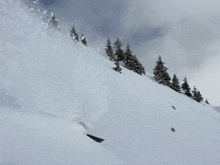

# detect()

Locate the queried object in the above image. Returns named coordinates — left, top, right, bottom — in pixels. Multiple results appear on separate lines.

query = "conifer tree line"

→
left=45, top=14, right=210, bottom=104
left=45, top=14, right=87, bottom=46
left=153, top=55, right=209, bottom=104
left=70, top=25, right=87, bottom=46
left=105, top=37, right=145, bottom=75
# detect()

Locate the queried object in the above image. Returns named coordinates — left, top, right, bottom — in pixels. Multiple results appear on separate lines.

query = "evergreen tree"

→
left=70, top=25, right=79, bottom=41
left=123, top=44, right=132, bottom=65
left=153, top=55, right=171, bottom=86
left=164, top=71, right=171, bottom=86
left=105, top=37, right=114, bottom=61
left=192, top=86, right=203, bottom=103
left=171, top=74, right=181, bottom=93
left=205, top=99, right=210, bottom=104
left=192, top=86, right=199, bottom=101
left=132, top=55, right=145, bottom=75
left=113, top=60, right=122, bottom=73
left=50, top=15, right=58, bottom=27
left=197, top=91, right=203, bottom=103
left=123, top=46, right=145, bottom=75
left=181, top=77, right=192, bottom=97
left=81, top=34, right=87, bottom=46
left=124, top=44, right=135, bottom=71
left=113, top=38, right=124, bottom=61
left=125, top=55, right=135, bottom=71
left=139, top=63, right=146, bottom=75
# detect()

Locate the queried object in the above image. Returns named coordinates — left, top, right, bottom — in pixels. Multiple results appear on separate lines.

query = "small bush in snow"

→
left=205, top=99, right=210, bottom=104
left=81, top=34, right=87, bottom=46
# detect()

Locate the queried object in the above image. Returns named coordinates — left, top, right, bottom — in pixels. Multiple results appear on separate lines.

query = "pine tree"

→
left=192, top=86, right=199, bottom=101
left=124, top=44, right=135, bottom=71
left=50, top=15, right=58, bottom=27
left=81, top=34, right=87, bottom=46
left=70, top=25, right=79, bottom=41
left=164, top=72, right=171, bottom=86
left=113, top=60, right=122, bottom=73
left=171, top=74, right=181, bottom=93
left=125, top=55, right=135, bottom=71
left=192, top=86, right=203, bottom=103
left=205, top=99, right=210, bottom=104
left=123, top=46, right=145, bottom=75
left=124, top=44, right=132, bottom=65
left=113, top=38, right=124, bottom=61
left=153, top=55, right=171, bottom=86
left=105, top=37, right=114, bottom=61
left=181, top=77, right=192, bottom=97
left=197, top=91, right=203, bottom=103
left=139, top=63, right=146, bottom=75
left=132, top=55, right=145, bottom=75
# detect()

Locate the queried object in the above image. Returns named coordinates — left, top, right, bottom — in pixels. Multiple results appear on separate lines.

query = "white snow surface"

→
left=0, top=0, right=220, bottom=164
left=214, top=106, right=220, bottom=113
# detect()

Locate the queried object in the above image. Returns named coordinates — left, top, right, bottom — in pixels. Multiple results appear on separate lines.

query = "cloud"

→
left=188, top=50, right=220, bottom=106
left=40, top=0, right=56, bottom=5
left=122, top=0, right=220, bottom=105
left=121, top=0, right=220, bottom=73
left=29, top=0, right=220, bottom=72
left=124, top=0, right=220, bottom=27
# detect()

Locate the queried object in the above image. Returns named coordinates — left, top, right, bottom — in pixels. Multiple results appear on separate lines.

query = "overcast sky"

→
left=25, top=0, right=220, bottom=106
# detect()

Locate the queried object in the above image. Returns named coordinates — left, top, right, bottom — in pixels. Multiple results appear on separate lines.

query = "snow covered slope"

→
left=1, top=0, right=220, bottom=164
left=91, top=73, right=220, bottom=164
left=214, top=106, right=220, bottom=113
left=0, top=1, right=125, bottom=164
left=0, top=107, right=125, bottom=165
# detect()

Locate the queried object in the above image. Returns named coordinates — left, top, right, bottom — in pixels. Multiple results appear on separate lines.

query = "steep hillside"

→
left=0, top=0, right=125, bottom=164
left=91, top=71, right=220, bottom=164
left=1, top=0, right=220, bottom=165
left=214, top=106, right=220, bottom=113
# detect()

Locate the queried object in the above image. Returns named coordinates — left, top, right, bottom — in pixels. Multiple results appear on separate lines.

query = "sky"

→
left=24, top=0, right=220, bottom=106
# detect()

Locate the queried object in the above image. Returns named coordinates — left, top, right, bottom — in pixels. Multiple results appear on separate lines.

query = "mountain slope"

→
left=1, top=0, right=220, bottom=165
left=214, top=106, right=220, bottom=113
left=91, top=72, right=220, bottom=164
left=0, top=1, right=125, bottom=164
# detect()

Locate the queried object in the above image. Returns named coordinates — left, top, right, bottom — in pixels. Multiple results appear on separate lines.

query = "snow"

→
left=42, top=10, right=47, bottom=14
left=0, top=0, right=220, bottom=164
left=0, top=108, right=125, bottom=165
left=214, top=106, right=220, bottom=113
